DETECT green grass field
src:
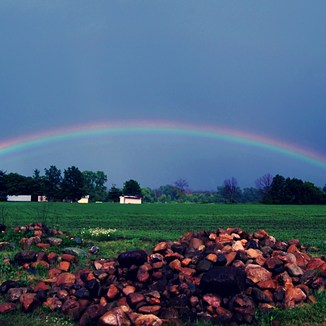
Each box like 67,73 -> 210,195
0,202 -> 325,325
1,202 -> 326,253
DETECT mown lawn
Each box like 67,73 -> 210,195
0,202 -> 325,325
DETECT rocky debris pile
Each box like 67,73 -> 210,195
0,225 -> 325,325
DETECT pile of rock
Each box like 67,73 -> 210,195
0,225 -> 325,325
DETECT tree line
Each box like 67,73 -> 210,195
0,166 -> 325,204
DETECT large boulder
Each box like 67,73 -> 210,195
200,266 -> 247,297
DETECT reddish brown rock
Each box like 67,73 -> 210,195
246,248 -> 262,259
306,258 -> 324,270
0,302 -> 16,313
128,292 -> 146,306
19,293 -> 39,311
99,306 -> 131,326
61,299 -> 82,320
203,293 -> 222,308
36,243 -> 50,249
107,284 -> 119,300
62,253 -> 78,262
55,272 -> 76,286
169,259 -> 182,271
232,241 -> 245,251
133,314 -> 163,326
206,253 -> 217,263
59,261 -> 71,272
138,305 -> 161,315
47,252 -> 59,262
153,242 -> 168,253
265,257 -> 283,270
7,287 -> 28,302
284,287 -> 307,308
216,306 -> 233,322
137,264 -> 151,282
122,285 -> 136,296
43,297 -> 62,310
225,251 -> 237,266
189,237 -> 204,250
245,264 -> 272,283
34,281 -> 50,292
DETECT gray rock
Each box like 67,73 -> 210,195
63,247 -> 87,257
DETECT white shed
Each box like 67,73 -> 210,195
119,195 -> 142,204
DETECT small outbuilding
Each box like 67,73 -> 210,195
78,195 -> 89,204
119,195 -> 142,204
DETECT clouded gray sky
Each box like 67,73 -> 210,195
1,1 -> 326,190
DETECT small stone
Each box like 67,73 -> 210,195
0,303 -> 16,313
134,314 -> 163,326
7,287 -> 28,302
63,247 -> 87,258
251,288 -> 273,303
285,287 -> 306,308
55,272 -> 76,286
47,237 -> 63,246
61,299 -> 82,321
246,248 -> 262,259
286,263 -> 303,277
122,285 -> 136,296
137,264 -> 151,282
99,306 -> 131,326
138,305 -> 161,315
203,293 -> 222,308
59,261 -> 71,271
206,253 -> 217,263
189,238 -> 204,250
153,242 -> 168,252
19,293 -> 39,311
245,264 -> 272,283
107,284 -> 119,300
62,253 -> 78,262
43,297 -> 62,311
232,241 -> 245,251
34,282 -> 50,292
225,251 -> 237,265
128,292 -> 146,306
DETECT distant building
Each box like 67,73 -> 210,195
78,195 -> 89,204
7,195 -> 32,202
119,195 -> 142,204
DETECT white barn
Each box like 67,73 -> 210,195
119,195 -> 142,204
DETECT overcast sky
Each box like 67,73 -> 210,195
1,1 -> 326,190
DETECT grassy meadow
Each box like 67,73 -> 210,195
1,202 -> 326,254
0,202 -> 325,325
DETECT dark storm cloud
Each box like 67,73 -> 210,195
0,1 -> 326,189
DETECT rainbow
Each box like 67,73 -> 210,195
1,120 -> 326,169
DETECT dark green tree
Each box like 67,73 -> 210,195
122,179 -> 142,196
61,166 -> 84,202
269,174 -> 286,204
108,184 -> 122,202
44,165 -> 62,201
82,170 -> 108,201
0,170 -> 7,201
